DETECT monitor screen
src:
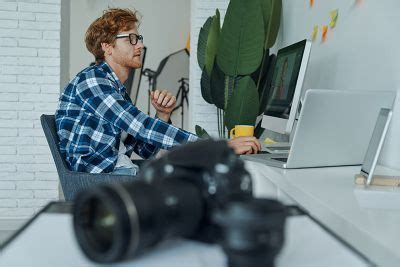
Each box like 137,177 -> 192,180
261,39 -> 311,134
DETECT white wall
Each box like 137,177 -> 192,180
69,0 -> 190,124
278,0 -> 400,169
0,0 -> 60,220
190,0 -> 400,169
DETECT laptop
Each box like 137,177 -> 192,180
242,89 -> 395,168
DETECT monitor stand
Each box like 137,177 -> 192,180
261,100 -> 302,154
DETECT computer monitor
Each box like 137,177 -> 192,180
261,39 -> 312,134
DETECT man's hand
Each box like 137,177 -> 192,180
227,136 -> 261,155
150,89 -> 176,121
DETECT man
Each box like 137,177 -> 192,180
55,8 -> 260,175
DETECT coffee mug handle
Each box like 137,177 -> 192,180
230,128 -> 235,138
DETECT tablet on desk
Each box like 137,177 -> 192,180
359,108 -> 392,185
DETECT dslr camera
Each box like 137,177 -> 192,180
73,140 -> 287,267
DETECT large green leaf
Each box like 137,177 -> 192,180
217,0 -> 265,76
200,67 -> 213,104
261,0 -> 282,49
210,62 -> 229,110
225,75 -> 236,109
197,16 -> 213,70
224,76 -> 260,131
205,9 -> 220,75
195,125 -> 211,138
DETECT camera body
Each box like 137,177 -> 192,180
140,139 -> 253,242
73,140 -> 286,266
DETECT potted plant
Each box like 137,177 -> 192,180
196,0 -> 282,138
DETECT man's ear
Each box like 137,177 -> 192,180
101,43 -> 112,56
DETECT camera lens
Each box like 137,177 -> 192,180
73,185 -> 134,262
212,198 -> 287,267
85,198 -> 115,251
73,179 -> 204,263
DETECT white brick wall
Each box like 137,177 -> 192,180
189,0 -> 229,137
0,0 -> 60,219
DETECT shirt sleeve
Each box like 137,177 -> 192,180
124,115 -> 175,159
75,70 -> 199,150
124,134 -> 159,159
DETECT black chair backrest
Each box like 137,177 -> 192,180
40,114 -> 140,201
40,114 -> 70,176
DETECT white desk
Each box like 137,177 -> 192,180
3,161 -> 395,266
0,213 -> 367,267
245,161 -> 400,267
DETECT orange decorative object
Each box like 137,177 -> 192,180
322,25 -> 328,42
310,0 -> 315,7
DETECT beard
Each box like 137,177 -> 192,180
129,55 -> 142,69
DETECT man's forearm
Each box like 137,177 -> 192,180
156,111 -> 170,122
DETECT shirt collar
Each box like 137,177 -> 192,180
98,61 -> 127,95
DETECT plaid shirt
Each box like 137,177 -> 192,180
55,61 -> 198,173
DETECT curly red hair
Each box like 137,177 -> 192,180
85,8 -> 140,63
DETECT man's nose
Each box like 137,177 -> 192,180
136,41 -> 144,49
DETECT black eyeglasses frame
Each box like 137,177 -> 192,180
115,33 -> 143,45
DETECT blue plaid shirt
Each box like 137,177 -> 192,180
55,61 -> 198,173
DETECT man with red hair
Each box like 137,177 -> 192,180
55,8 -> 260,175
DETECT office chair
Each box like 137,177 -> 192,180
40,114 -> 144,201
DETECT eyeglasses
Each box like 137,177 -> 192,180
115,33 -> 143,45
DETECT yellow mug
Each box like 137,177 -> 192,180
229,125 -> 254,138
